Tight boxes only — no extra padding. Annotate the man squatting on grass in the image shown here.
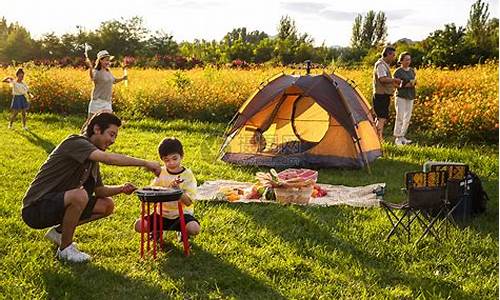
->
[21,112,161,263]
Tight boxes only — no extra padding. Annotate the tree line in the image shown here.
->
[0,0,497,69]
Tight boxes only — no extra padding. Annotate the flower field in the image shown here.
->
[0,63,497,143]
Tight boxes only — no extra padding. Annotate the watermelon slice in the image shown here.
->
[277,168,318,182]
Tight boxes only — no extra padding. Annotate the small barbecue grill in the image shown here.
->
[136,187,190,259]
[135,187,183,202]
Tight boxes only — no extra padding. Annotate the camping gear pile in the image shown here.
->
[380,161,489,244]
[219,72,381,169]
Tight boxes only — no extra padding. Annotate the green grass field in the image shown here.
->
[0,112,498,299]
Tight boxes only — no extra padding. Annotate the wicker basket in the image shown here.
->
[274,185,313,205]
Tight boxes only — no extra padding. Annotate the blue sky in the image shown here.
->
[1,0,498,47]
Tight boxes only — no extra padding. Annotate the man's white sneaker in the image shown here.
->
[44,227,62,246]
[56,243,91,263]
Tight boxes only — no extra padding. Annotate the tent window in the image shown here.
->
[292,97,330,143]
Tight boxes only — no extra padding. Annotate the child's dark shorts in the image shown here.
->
[21,191,97,229]
[143,213,199,232]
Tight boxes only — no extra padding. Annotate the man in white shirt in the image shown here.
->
[372,47,402,141]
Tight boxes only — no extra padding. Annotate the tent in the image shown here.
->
[219,72,382,169]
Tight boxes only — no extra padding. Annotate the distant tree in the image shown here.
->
[350,15,363,49]
[373,12,388,47]
[294,42,314,63]
[225,38,253,62]
[466,0,490,48]
[246,30,269,44]
[350,11,387,49]
[422,23,473,67]
[277,15,298,41]
[1,24,36,63]
[360,40,425,68]
[96,16,149,57]
[361,11,376,48]
[71,26,101,58]
[275,15,314,64]
[465,0,498,62]
[392,40,426,67]
[312,43,335,66]
[145,30,178,56]
[486,18,499,58]
[331,47,367,67]
[274,38,295,65]
[180,39,223,65]
[0,20,36,63]
[223,27,246,47]
[223,27,268,46]
[253,38,274,63]
[0,17,8,41]
[220,27,260,62]
[59,35,76,57]
[38,33,64,58]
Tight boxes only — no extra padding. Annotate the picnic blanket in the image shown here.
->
[196,180,384,208]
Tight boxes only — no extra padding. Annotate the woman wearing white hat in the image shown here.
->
[85,50,127,117]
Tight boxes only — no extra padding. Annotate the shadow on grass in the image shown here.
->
[230,203,475,298]
[468,179,499,238]
[158,244,286,299]
[42,264,172,299]
[18,130,56,154]
[29,113,85,126]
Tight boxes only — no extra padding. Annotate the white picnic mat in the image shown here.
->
[196,180,384,208]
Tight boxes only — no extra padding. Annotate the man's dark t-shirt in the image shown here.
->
[22,135,103,208]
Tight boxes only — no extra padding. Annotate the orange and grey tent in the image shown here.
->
[219,72,382,169]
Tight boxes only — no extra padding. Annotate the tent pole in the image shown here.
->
[217,112,240,159]
[332,78,372,174]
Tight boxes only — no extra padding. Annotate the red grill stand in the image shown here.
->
[139,199,189,259]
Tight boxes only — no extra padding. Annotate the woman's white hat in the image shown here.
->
[96,50,114,61]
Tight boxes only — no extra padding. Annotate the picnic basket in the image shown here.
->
[256,168,317,205]
[274,184,313,205]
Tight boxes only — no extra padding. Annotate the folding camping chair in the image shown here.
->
[380,170,449,244]
[424,162,471,227]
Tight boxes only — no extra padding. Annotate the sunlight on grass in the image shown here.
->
[0,112,497,299]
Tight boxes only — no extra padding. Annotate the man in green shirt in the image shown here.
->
[21,112,161,263]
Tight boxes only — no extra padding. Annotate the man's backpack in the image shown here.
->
[468,172,489,214]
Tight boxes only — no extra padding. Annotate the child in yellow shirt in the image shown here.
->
[134,137,200,239]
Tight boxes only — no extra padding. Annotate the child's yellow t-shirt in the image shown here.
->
[152,166,197,219]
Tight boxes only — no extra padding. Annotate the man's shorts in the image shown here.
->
[143,213,199,232]
[373,94,391,119]
[22,191,97,229]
